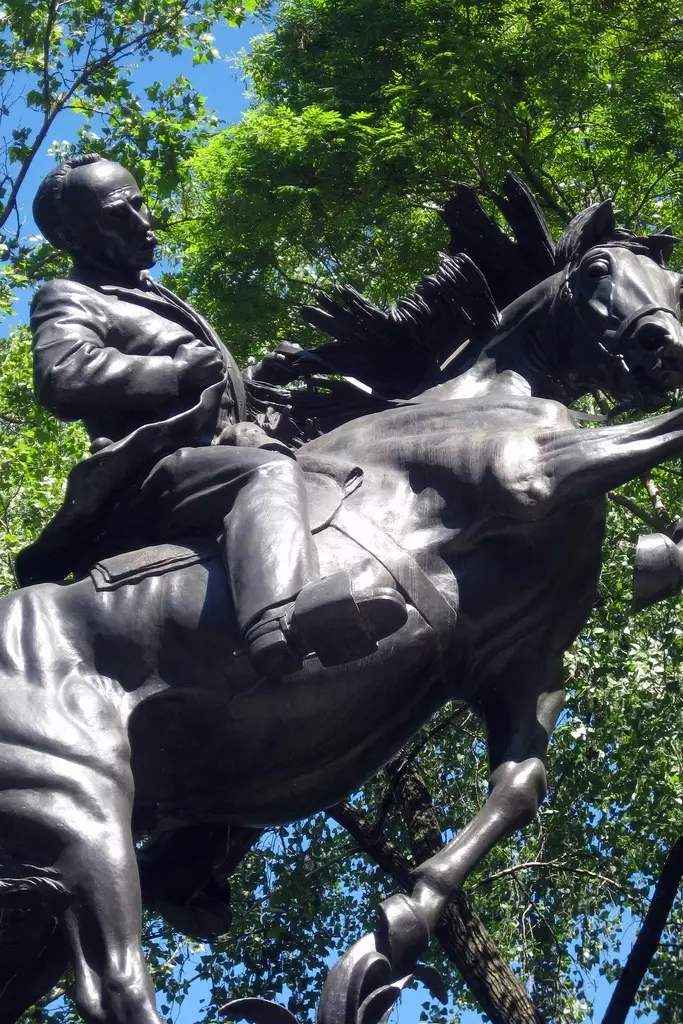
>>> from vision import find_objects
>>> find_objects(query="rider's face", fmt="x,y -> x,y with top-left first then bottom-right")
62,161 -> 158,273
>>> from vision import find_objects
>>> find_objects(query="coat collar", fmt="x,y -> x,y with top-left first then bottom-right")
69,264 -> 219,345
69,263 -> 148,291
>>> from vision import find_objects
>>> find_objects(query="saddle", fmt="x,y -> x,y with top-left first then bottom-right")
89,469 -> 458,660
89,470 -> 353,591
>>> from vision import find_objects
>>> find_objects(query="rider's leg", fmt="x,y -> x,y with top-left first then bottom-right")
133,446 -> 406,677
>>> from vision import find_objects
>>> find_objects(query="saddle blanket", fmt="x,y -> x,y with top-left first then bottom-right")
90,543 -> 216,591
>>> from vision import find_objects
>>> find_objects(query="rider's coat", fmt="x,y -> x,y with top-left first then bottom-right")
15,266 -> 246,587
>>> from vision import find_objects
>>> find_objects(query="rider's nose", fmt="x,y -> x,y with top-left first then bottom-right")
136,207 -> 151,229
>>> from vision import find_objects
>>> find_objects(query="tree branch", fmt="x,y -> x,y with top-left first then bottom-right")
602,836 -> 683,1024
607,491 -> 664,533
372,708 -> 471,836
642,473 -> 674,533
510,151 -> 572,224
0,9 -> 183,232
328,800 -> 413,890
36,984 -> 66,1009
42,0 -> 59,116
469,858 -> 639,902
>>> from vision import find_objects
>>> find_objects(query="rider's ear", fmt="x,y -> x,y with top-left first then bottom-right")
54,221 -> 80,254
555,200 -> 616,269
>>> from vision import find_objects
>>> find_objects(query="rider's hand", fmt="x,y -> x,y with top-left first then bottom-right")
218,422 -> 294,457
247,341 -> 303,386
174,342 -> 224,396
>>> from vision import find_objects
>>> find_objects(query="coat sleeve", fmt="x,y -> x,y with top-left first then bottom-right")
30,280 -> 180,420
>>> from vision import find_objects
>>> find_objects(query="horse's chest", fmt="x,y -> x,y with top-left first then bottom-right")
456,498 -> 606,660
324,401 -> 570,520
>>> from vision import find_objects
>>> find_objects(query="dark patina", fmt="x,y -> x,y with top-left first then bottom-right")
0,167 -> 682,1024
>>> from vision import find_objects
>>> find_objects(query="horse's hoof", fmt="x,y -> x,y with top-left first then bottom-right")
376,893 -> 431,979
316,897 -> 445,1024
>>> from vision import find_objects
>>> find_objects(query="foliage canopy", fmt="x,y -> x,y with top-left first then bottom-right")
176,0 -> 683,361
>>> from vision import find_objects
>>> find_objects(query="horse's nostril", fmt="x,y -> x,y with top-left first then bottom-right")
637,323 -> 669,351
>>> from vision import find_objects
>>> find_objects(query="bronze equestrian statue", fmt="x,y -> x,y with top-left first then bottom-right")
16,155 -> 407,679
0,166 -> 682,1024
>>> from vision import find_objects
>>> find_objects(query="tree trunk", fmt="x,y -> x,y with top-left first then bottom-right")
602,836 -> 683,1024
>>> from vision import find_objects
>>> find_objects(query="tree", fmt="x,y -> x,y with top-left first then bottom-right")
175,0 -> 683,360
0,0 -> 255,312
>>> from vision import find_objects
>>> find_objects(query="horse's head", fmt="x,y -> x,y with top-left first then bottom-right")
554,202 -> 683,411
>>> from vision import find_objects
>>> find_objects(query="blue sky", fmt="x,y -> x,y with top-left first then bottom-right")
10,15 -> 652,1024
13,17 -> 263,234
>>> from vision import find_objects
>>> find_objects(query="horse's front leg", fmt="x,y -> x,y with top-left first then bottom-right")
377,653 -> 564,962
58,772 -> 162,1024
408,653 -> 564,928
532,407 -> 683,511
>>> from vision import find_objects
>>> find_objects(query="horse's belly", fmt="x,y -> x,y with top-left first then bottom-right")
458,500 -> 606,673
129,608 -> 447,828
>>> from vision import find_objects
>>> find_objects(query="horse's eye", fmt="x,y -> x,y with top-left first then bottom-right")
585,259 -> 610,278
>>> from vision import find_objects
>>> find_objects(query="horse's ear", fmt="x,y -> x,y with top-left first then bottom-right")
651,227 -> 679,265
555,200 -> 616,268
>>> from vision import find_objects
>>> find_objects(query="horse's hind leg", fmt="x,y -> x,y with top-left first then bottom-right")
56,785 -> 161,1024
0,911 -> 69,1024
329,653 -> 565,988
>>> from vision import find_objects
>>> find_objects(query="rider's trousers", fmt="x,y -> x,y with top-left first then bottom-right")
115,445 -> 320,633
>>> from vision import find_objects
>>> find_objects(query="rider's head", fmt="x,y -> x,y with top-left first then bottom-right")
33,155 -> 157,274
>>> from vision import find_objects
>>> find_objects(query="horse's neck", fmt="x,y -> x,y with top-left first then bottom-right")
418,273 -> 569,404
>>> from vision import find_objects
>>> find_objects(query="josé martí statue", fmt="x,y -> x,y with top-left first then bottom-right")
1,166 -> 682,1024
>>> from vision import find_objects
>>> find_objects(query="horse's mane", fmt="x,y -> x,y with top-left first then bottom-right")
245,175 -> 678,445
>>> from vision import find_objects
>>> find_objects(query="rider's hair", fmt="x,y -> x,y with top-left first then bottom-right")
33,153 -> 106,249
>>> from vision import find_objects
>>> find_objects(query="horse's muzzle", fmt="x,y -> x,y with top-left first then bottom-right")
627,313 -> 683,405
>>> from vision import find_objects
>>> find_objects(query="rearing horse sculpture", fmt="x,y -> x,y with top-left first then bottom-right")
1,185 -> 683,1024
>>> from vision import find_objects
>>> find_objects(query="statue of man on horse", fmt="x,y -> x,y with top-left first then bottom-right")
2,165 -> 683,1024
16,155 -> 407,679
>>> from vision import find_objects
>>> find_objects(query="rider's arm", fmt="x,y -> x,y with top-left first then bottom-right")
30,280 -> 182,420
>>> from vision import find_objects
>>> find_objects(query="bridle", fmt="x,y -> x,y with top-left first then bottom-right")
581,299 -> 679,352
551,247 -> 682,409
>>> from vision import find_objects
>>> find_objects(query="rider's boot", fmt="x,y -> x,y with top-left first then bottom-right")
243,571 -> 408,679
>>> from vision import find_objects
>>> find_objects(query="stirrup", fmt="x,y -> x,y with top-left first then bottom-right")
290,571 -> 407,666
246,572 -> 408,678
